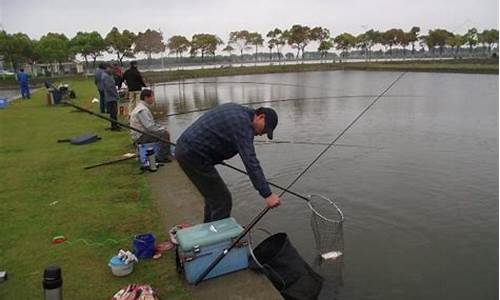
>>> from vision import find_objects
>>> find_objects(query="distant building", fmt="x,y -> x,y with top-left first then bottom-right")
23,60 -> 84,76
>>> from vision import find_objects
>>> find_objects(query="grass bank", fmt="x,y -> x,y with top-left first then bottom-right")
0,74 -> 83,90
0,80 -> 188,299
143,58 -> 498,83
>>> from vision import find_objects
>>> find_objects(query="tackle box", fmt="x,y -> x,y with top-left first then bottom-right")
137,142 -> 160,167
176,217 -> 249,284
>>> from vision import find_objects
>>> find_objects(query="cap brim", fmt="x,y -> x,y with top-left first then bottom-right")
267,130 -> 274,140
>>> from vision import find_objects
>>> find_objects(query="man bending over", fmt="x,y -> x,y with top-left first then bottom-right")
176,103 -> 281,223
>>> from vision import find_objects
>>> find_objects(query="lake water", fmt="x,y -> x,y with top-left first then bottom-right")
152,71 -> 498,300
0,88 -> 20,99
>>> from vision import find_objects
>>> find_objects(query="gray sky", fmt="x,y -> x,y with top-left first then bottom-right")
0,0 -> 498,57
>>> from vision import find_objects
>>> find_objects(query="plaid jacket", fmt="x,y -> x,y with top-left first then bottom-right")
178,103 -> 272,198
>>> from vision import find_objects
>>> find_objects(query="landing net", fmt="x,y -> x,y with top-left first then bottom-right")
308,194 -> 344,260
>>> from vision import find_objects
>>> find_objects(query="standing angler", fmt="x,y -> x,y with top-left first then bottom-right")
123,61 -> 147,113
16,68 -> 30,99
94,63 -> 107,113
102,64 -> 120,131
176,103 -> 281,223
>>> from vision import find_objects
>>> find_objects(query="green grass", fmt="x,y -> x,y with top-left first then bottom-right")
0,80 -> 188,299
0,75 -> 98,91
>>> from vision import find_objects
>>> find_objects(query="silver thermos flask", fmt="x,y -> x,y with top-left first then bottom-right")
146,147 -> 157,172
43,266 -> 62,300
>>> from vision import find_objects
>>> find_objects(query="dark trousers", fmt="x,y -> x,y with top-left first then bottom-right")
135,131 -> 171,160
20,84 -> 30,99
98,90 -> 106,113
107,101 -> 119,129
176,143 -> 232,223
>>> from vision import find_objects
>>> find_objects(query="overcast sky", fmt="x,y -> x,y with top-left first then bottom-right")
0,0 -> 498,58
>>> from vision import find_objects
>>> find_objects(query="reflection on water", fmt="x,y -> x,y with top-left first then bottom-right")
152,71 -> 498,300
314,256 -> 344,300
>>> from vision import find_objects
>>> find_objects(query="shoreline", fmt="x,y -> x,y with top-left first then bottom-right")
0,59 -> 497,90
142,59 -> 499,84
0,81 -> 188,299
147,163 -> 283,299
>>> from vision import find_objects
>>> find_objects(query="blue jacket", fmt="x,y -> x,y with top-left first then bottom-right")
17,72 -> 29,85
94,68 -> 105,91
102,72 -> 118,103
178,103 -> 272,198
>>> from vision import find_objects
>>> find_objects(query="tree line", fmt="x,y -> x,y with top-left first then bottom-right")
0,25 -> 498,72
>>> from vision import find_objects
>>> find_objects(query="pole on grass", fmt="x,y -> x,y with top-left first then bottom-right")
63,100 -> 313,286
62,100 -> 311,202
84,155 -> 136,170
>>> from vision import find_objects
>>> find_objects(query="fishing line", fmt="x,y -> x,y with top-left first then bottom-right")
56,237 -> 131,247
62,101 -> 311,202
277,71 -> 407,195
65,72 -> 407,284
152,80 -> 335,91
193,71 -> 407,284
254,140 -> 383,149
157,94 -> 412,119
161,95 -> 373,118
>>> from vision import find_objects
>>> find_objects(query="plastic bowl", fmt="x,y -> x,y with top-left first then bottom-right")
108,256 -> 134,277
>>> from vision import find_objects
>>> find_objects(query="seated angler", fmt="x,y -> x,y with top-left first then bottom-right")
129,89 -> 173,163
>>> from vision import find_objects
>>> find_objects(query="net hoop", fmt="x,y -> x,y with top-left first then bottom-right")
307,194 -> 344,223
248,227 -> 273,269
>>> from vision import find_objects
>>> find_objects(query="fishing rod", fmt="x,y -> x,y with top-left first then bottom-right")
152,80 -> 333,91
62,100 -> 311,202
193,71 -> 407,285
160,94 -> 413,119
255,140 -> 332,146
254,139 -> 383,149
162,95 -> 374,118
84,154 -> 136,170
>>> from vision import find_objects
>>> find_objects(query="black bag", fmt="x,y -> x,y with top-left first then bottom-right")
57,134 -> 101,145
250,233 -> 323,300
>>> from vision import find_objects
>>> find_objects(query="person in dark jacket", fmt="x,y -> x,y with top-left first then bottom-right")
102,64 -> 120,131
176,103 -> 281,223
94,63 -> 107,113
123,61 -> 146,113
111,62 -> 124,89
16,69 -> 30,99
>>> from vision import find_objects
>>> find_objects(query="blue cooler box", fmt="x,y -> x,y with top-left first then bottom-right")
137,142 -> 160,168
176,217 -> 249,284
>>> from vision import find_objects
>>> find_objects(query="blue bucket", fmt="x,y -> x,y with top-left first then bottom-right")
133,234 -> 156,259
0,98 -> 8,109
137,143 -> 161,168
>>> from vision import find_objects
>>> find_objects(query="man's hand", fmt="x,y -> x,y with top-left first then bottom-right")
265,193 -> 282,208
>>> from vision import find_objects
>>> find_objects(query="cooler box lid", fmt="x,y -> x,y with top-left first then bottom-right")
177,217 -> 243,252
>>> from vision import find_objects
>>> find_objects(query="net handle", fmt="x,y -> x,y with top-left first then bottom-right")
307,194 -> 345,223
